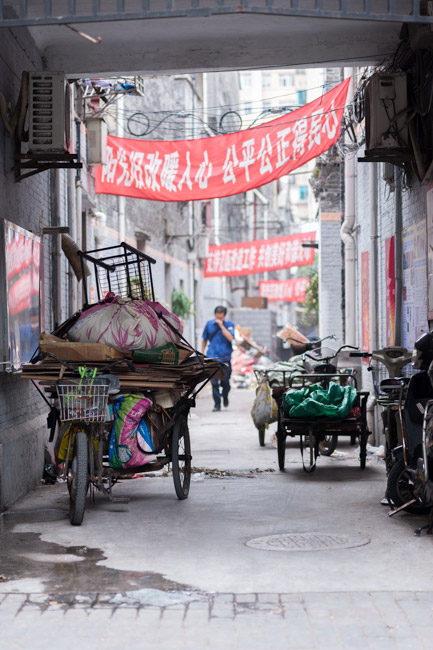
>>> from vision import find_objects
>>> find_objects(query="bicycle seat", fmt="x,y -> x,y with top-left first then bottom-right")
380,377 -> 410,393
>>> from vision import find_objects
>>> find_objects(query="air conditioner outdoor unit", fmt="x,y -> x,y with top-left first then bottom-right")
86,117 -> 107,165
365,72 -> 408,150
28,72 -> 72,153
196,232 -> 210,260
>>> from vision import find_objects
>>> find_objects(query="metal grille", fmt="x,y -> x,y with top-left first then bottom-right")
57,378 -> 110,422
0,1 -> 432,26
79,242 -> 156,306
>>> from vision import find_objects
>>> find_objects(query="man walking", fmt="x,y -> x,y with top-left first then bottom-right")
201,306 -> 235,412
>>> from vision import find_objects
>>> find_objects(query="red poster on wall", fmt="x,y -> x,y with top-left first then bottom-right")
385,236 -> 396,345
94,79 -> 350,202
259,278 -> 310,302
361,251 -> 370,352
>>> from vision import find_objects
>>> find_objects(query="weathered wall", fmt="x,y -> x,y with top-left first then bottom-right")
314,69 -> 345,347
0,25 -> 59,509
355,152 -> 427,429
228,308 -> 278,358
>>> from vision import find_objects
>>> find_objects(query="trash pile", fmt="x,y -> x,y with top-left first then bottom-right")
231,326 -> 273,389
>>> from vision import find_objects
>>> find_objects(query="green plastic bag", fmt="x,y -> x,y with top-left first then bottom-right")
284,381 -> 357,419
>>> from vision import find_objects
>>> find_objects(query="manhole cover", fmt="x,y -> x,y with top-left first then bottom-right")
245,532 -> 370,552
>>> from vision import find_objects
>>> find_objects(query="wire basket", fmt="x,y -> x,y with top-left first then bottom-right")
370,358 -> 415,397
57,378 -> 110,422
78,242 -> 156,306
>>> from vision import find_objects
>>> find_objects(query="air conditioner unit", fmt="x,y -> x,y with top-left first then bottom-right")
365,73 -> 408,150
196,232 -> 209,259
86,117 -> 107,165
28,72 -> 72,153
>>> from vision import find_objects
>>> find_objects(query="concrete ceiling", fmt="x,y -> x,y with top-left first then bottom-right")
25,14 -> 404,77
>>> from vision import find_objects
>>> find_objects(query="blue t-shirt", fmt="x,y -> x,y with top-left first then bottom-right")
202,319 -> 235,362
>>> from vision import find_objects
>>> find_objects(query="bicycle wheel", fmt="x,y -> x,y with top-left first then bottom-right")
318,434 -> 338,456
387,457 -> 429,514
172,416 -> 191,500
68,430 -> 89,526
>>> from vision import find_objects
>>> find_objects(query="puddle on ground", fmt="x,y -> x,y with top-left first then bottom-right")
0,508 -> 195,596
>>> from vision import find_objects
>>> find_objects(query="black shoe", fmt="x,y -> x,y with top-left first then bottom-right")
223,396 -> 229,407
213,406 -> 221,412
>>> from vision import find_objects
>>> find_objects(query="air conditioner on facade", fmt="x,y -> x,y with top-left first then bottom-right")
86,117 -> 107,165
196,232 -> 210,260
28,72 -> 72,152
365,72 -> 408,150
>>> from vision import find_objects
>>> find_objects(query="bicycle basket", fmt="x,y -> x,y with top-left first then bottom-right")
303,347 -> 337,372
370,358 -> 415,397
78,242 -> 156,306
57,378 -> 110,422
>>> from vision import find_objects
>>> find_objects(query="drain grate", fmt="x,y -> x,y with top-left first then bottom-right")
245,532 -> 370,552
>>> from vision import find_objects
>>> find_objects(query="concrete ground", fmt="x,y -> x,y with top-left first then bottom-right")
1,385 -> 433,649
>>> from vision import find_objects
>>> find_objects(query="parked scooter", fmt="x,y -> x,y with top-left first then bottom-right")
350,347 -> 413,473
386,331 -> 433,521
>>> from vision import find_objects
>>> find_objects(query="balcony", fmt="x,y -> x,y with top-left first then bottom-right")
1,1 -> 431,75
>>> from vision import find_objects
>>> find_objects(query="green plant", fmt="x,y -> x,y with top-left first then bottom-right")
171,287 -> 195,320
299,270 -> 319,328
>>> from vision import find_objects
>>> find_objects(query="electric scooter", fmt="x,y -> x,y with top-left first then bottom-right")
386,331 -> 433,518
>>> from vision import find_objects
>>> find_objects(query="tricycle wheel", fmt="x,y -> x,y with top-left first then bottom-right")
68,430 -> 88,526
277,429 -> 286,470
318,434 -> 338,456
172,416 -> 191,500
258,427 -> 265,447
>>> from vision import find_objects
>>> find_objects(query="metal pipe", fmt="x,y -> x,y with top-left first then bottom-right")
50,168 -> 63,329
67,168 -> 78,313
75,179 -> 83,307
369,162 -> 378,351
394,169 -> 403,345
341,69 -> 356,346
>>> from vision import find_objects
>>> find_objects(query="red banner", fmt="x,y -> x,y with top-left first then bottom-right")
95,79 -> 350,202
259,278 -> 310,303
204,232 -> 316,278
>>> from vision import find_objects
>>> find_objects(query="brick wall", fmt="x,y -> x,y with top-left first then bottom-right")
355,153 -> 427,405
0,26 -> 61,509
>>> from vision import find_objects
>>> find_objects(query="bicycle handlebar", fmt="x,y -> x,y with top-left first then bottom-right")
304,344 -> 359,363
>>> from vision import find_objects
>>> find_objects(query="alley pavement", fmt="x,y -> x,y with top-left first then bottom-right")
2,385 -> 433,649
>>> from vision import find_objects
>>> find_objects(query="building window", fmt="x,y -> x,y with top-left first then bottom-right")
262,74 -> 271,88
201,202 -> 212,228
297,90 -> 307,105
299,185 -> 308,200
240,73 -> 252,88
241,103 -> 253,115
279,74 -> 293,87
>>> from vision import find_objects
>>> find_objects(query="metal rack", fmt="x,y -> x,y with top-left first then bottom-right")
78,242 -> 156,306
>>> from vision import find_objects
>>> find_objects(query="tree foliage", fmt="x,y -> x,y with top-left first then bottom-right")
171,287 -> 194,320
301,270 -> 319,327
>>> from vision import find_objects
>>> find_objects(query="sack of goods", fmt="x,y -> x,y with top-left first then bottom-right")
284,382 -> 357,419
67,293 -> 183,352
109,394 -> 156,469
251,376 -> 278,429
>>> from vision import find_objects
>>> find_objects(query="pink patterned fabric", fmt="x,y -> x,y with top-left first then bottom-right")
68,295 -> 183,351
